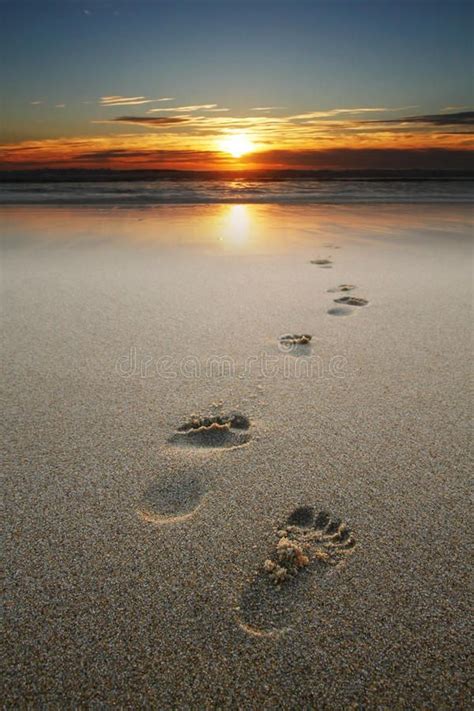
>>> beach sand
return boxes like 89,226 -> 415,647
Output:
2,203 -> 472,708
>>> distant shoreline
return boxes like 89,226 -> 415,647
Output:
1,169 -> 473,184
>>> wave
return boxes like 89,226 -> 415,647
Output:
1,179 -> 473,205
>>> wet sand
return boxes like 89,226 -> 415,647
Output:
2,204 -> 472,708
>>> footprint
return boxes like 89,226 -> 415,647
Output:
327,284 -> 356,293
334,296 -> 369,307
279,334 -> 312,345
310,258 -> 332,268
237,507 -> 356,637
327,306 -> 354,317
169,413 -> 251,449
137,470 -> 206,524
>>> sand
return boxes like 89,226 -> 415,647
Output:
2,203 -> 472,708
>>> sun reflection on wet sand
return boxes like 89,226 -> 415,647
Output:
0,203 -> 472,255
220,205 -> 250,247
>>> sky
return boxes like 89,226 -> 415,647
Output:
0,0 -> 473,171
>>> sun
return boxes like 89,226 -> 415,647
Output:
219,134 -> 254,158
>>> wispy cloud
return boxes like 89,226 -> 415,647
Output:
291,106 -> 416,121
251,106 -> 286,111
102,116 -> 190,127
148,104 -> 218,113
101,96 -> 144,102
72,148 -> 222,166
441,105 -> 470,112
360,111 -> 474,127
89,107 -> 474,154
74,149 -> 158,161
100,96 -> 176,107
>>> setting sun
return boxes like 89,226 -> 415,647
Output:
219,134 -> 254,158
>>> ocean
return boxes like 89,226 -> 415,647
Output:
1,178 -> 473,205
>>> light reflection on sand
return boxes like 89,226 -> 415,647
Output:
0,203 -> 471,254
221,204 -> 250,247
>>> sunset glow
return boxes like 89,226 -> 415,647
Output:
219,134 -> 255,158
0,1 -> 472,173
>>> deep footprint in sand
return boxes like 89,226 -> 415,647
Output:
279,334 -> 312,345
137,469 -> 207,524
310,258 -> 332,268
334,296 -> 369,307
327,284 -> 356,293
327,306 -> 354,316
169,413 -> 251,449
237,507 -> 355,636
